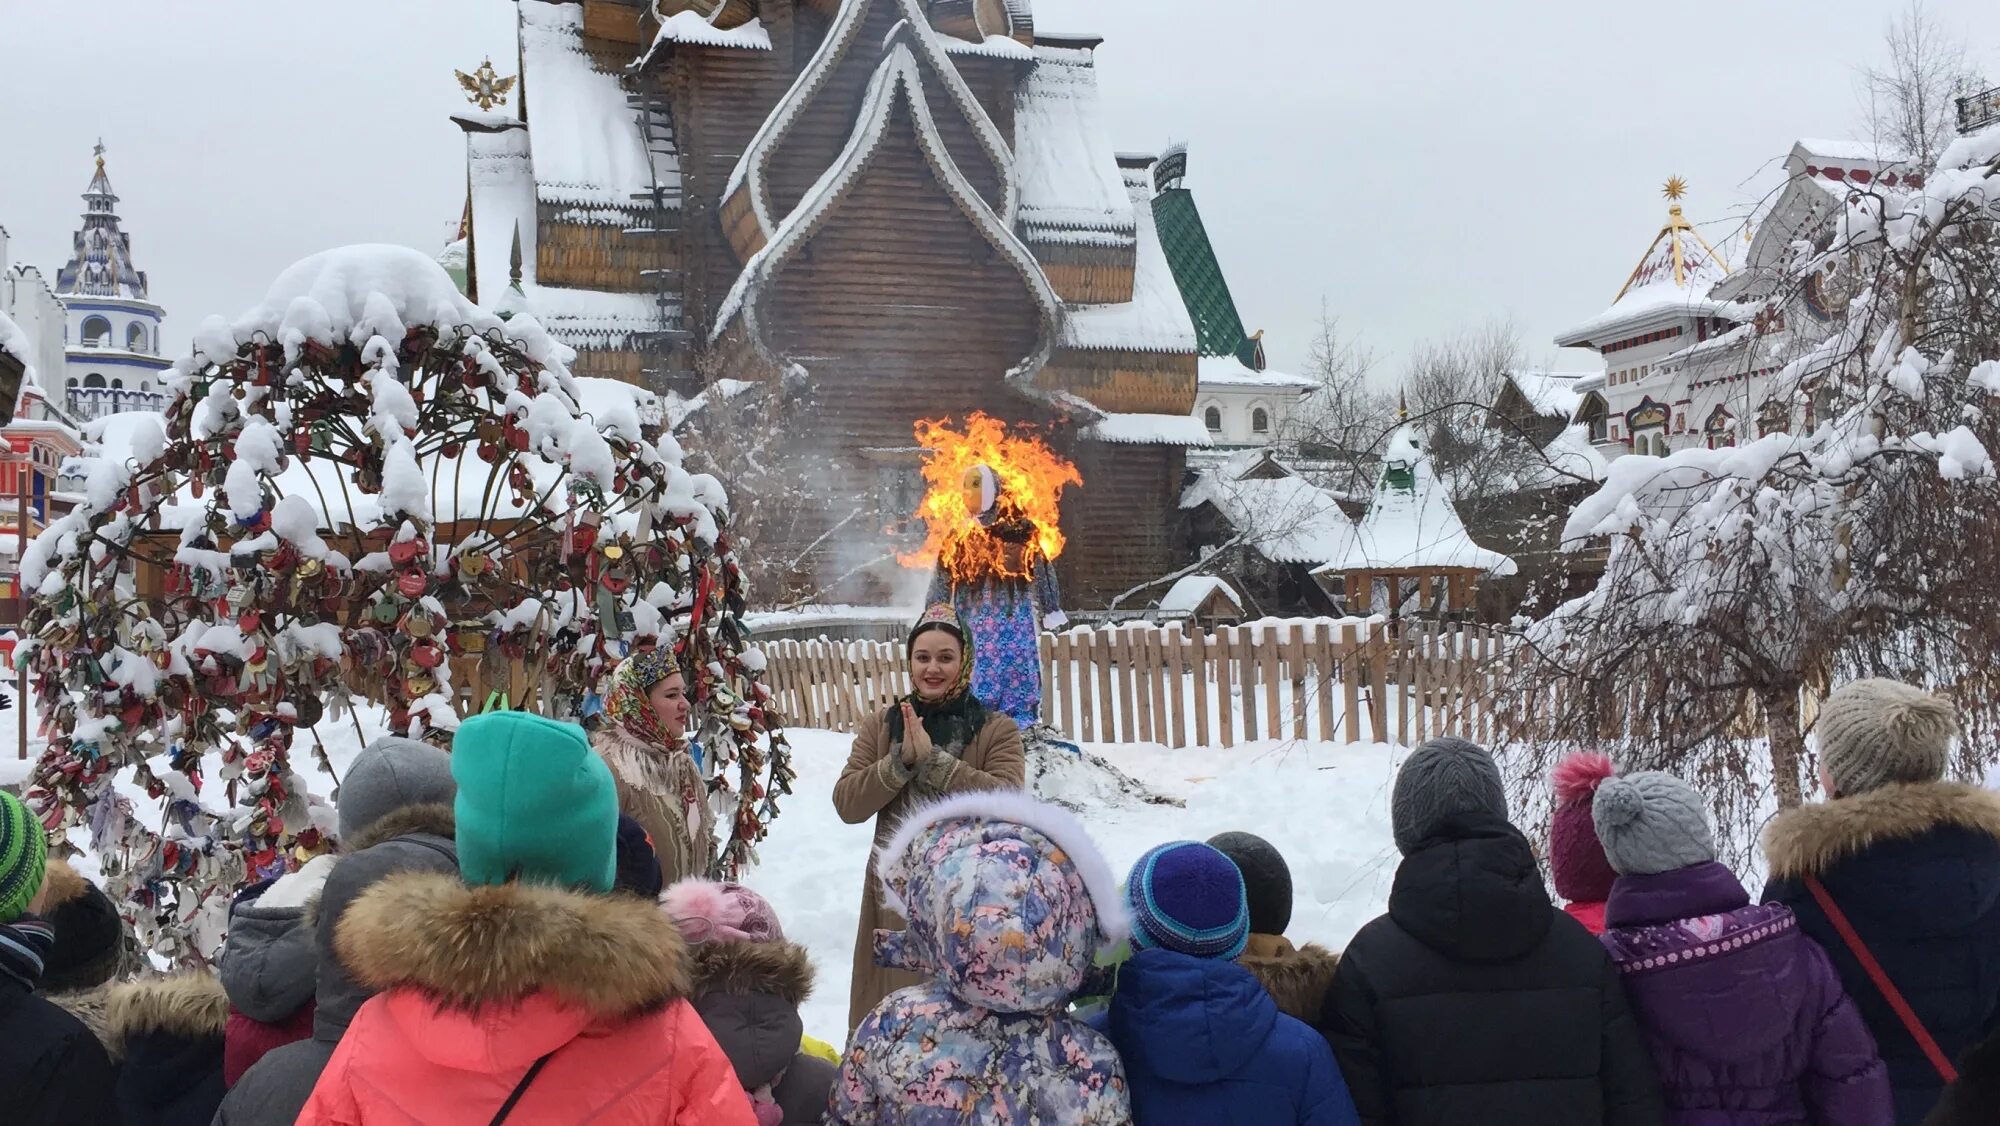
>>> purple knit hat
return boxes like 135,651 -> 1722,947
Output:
659,878 -> 784,944
1550,752 -> 1618,904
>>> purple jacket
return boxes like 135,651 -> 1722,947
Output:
1599,862 -> 1890,1126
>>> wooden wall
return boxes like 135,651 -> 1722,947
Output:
537,203 -> 672,292
1036,348 -> 1198,415
1059,440 -> 1187,607
1032,241 -> 1136,304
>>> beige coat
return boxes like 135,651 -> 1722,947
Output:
832,706 -> 1025,1036
592,724 -> 718,888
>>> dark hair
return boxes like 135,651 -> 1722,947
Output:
906,621 -> 966,659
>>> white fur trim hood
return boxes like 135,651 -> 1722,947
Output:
874,789 -> 1131,943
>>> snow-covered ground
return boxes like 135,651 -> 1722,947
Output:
763,729 -> 1405,1043
2,683 -> 1405,1045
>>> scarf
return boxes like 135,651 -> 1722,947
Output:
0,915 -> 55,991
605,648 -> 685,749
887,603 -> 987,752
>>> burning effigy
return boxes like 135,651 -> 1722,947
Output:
900,413 -> 1080,729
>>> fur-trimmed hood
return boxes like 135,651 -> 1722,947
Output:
39,857 -> 91,911
1238,936 -> 1340,1025
104,973 -> 228,1057
335,871 -> 691,1019
873,790 -> 1128,1015
1763,782 -> 2000,879
344,801 -> 454,854
687,939 -> 814,1008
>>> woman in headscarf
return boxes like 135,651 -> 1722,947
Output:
831,603 -> 1026,1034
593,648 -> 718,887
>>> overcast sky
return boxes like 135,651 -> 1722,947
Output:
3,1 -> 1997,380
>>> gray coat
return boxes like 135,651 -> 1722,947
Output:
687,940 -> 837,1126
213,806 -> 456,1126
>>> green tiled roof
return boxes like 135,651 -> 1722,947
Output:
1152,187 -> 1258,366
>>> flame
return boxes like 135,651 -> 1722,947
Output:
900,412 -> 1081,582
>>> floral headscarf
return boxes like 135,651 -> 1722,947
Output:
605,648 -> 687,748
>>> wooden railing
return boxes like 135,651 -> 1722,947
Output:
758,618 -> 1516,748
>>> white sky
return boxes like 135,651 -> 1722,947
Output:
2,0 -> 1996,379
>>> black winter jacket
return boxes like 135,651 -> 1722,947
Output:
104,974 -> 229,1126
0,972 -> 118,1125
1318,814 -> 1664,1126
1763,781 -> 2000,1126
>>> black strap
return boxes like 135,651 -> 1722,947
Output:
490,1051 -> 557,1126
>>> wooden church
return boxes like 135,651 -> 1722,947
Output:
454,0 -> 1213,606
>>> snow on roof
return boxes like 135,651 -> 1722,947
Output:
1521,424 -> 1609,489
520,0 -> 669,215
0,309 -> 27,364
1061,168 -> 1198,353
212,244 -> 504,364
1180,468 -> 1357,566
467,125 -> 535,310
1795,138 -> 1913,164
513,283 -> 659,352
1014,46 -> 1135,248
1557,198 -> 1732,348
942,34 -> 1035,60
1086,412 -> 1212,446
1504,370 -> 1587,419
1320,424 -> 1516,576
1197,355 -> 1317,389
1158,574 -> 1242,615
646,12 -> 773,54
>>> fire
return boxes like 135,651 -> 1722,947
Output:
900,412 -> 1081,582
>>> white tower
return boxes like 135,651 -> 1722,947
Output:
55,143 -> 169,421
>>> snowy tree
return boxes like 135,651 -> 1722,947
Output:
18,246 -> 793,962
1501,127 -> 2000,853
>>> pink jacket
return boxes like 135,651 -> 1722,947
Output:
295,871 -> 756,1125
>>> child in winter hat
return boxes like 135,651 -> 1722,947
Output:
1206,831 -> 1342,1023
661,879 -> 835,1126
1106,842 -> 1362,1125
1127,841 -> 1252,959
831,790 -> 1130,1124
1390,735 -> 1509,854
1549,752 -> 1619,934
1814,678 -> 1957,797
1592,771 -> 1890,1124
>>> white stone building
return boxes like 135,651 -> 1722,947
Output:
54,146 -> 171,421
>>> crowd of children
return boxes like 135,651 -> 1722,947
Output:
0,605 -> 1995,1122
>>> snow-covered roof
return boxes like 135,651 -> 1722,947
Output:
465,124 -> 535,309
1197,355 -> 1317,390
1158,574 -> 1242,615
520,0 -> 669,216
0,309 -> 27,366
1520,423 -> 1609,490
1557,197 -> 1732,348
1013,45 -> 1135,248
941,34 -> 1035,60
1061,167 -> 1198,354
1180,468 -> 1357,566
1086,412 -> 1212,446
1319,424 -> 1516,576
1795,137 -> 1913,163
512,283 -> 660,352
1504,370 -> 1587,420
645,12 -> 773,54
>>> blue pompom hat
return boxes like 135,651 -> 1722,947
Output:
1125,841 -> 1251,960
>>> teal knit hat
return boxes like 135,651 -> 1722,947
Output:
0,791 -> 49,923
451,712 -> 618,893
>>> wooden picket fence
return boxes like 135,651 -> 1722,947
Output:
758,619 -> 1516,749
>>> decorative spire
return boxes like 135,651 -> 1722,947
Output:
509,221 -> 524,291
57,142 -> 148,300
1397,390 -> 1409,421
1608,179 -> 1730,301
1663,175 -> 1688,202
